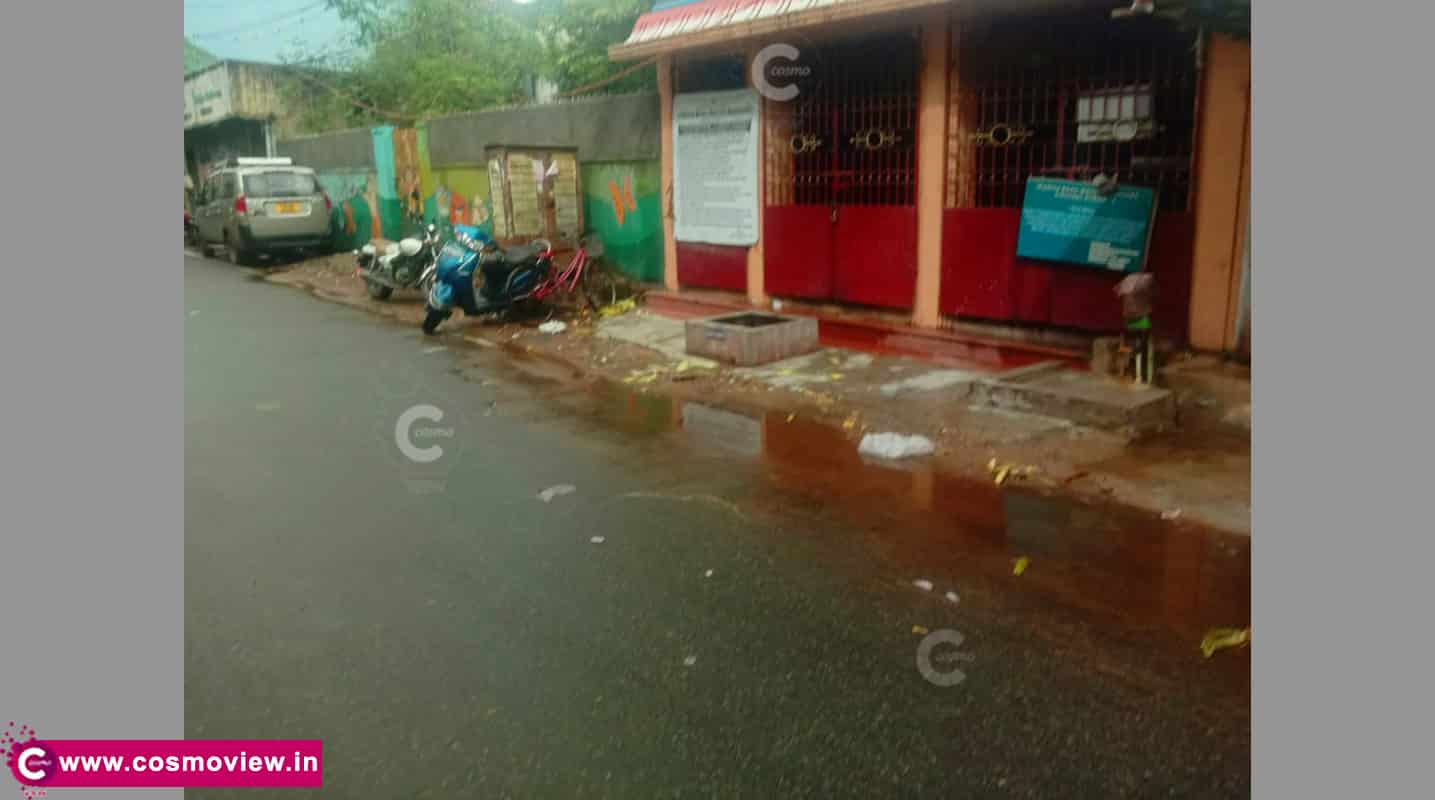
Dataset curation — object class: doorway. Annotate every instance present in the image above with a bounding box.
[764,30,921,309]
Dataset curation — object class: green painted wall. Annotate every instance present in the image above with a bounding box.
[316,169,378,252]
[372,126,403,243]
[417,125,438,229]
[581,160,663,284]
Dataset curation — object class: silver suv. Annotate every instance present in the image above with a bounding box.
[193,157,332,265]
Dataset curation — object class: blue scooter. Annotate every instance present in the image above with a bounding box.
[422,225,554,336]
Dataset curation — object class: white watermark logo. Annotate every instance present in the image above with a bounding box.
[751,43,812,102]
[916,628,974,688]
[394,404,454,464]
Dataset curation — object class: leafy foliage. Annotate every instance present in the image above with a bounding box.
[1144,0,1251,39]
[277,0,654,134]
[184,37,219,74]
[534,0,654,94]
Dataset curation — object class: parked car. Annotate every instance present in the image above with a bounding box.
[193,157,332,265]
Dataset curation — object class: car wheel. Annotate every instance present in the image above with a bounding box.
[226,239,251,267]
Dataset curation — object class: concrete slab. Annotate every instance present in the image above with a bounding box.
[992,360,1067,383]
[596,312,718,367]
[878,369,979,398]
[732,348,851,389]
[972,369,1176,434]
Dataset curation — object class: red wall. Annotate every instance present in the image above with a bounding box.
[676,242,747,292]
[939,209,1194,342]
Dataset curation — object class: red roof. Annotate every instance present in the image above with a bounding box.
[622,0,863,49]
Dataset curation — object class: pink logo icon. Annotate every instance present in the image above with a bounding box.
[3,722,49,799]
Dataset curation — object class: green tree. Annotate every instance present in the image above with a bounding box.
[184,37,219,74]
[278,0,653,134]
[281,0,545,127]
[534,0,654,95]
[1125,0,1251,39]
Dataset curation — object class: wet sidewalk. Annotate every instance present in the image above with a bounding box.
[260,254,1252,536]
[589,309,1248,534]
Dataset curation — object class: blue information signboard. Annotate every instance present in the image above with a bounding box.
[1015,177,1156,273]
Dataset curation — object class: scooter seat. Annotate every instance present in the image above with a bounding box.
[398,237,424,257]
[501,243,544,266]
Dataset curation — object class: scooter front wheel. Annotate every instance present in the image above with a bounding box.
[422,306,451,336]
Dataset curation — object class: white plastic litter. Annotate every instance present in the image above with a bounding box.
[537,484,577,503]
[683,655,698,667]
[912,579,935,592]
[538,321,568,334]
[590,536,606,544]
[859,433,936,460]
[1161,509,1183,521]
[704,569,714,578]
[945,591,961,605]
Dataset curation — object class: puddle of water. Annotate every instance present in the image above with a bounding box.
[438,332,1248,644]
[587,383,1250,641]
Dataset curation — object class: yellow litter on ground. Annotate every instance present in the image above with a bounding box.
[623,365,667,385]
[1200,627,1251,658]
[598,298,638,319]
[989,459,1039,487]
[1012,556,1030,576]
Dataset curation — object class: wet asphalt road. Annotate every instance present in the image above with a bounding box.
[184,254,1250,798]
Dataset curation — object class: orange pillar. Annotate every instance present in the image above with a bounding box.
[1223,105,1252,353]
[658,55,680,291]
[745,54,769,309]
[1187,33,1251,351]
[912,14,950,329]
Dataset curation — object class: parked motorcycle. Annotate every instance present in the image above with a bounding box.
[422,226,554,336]
[355,223,442,300]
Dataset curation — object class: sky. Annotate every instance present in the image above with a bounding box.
[183,0,353,64]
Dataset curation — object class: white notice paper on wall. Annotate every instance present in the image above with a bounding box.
[673,89,760,247]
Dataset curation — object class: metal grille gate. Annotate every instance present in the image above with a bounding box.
[946,12,1199,213]
[765,30,921,309]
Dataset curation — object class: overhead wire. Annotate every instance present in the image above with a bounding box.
[189,1,326,39]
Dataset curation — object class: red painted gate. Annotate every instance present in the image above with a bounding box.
[941,10,1200,342]
[764,31,920,310]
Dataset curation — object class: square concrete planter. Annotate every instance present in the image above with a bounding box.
[684,312,820,367]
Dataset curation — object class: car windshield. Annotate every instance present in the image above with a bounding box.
[243,171,318,198]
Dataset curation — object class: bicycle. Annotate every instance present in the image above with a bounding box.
[527,235,607,311]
